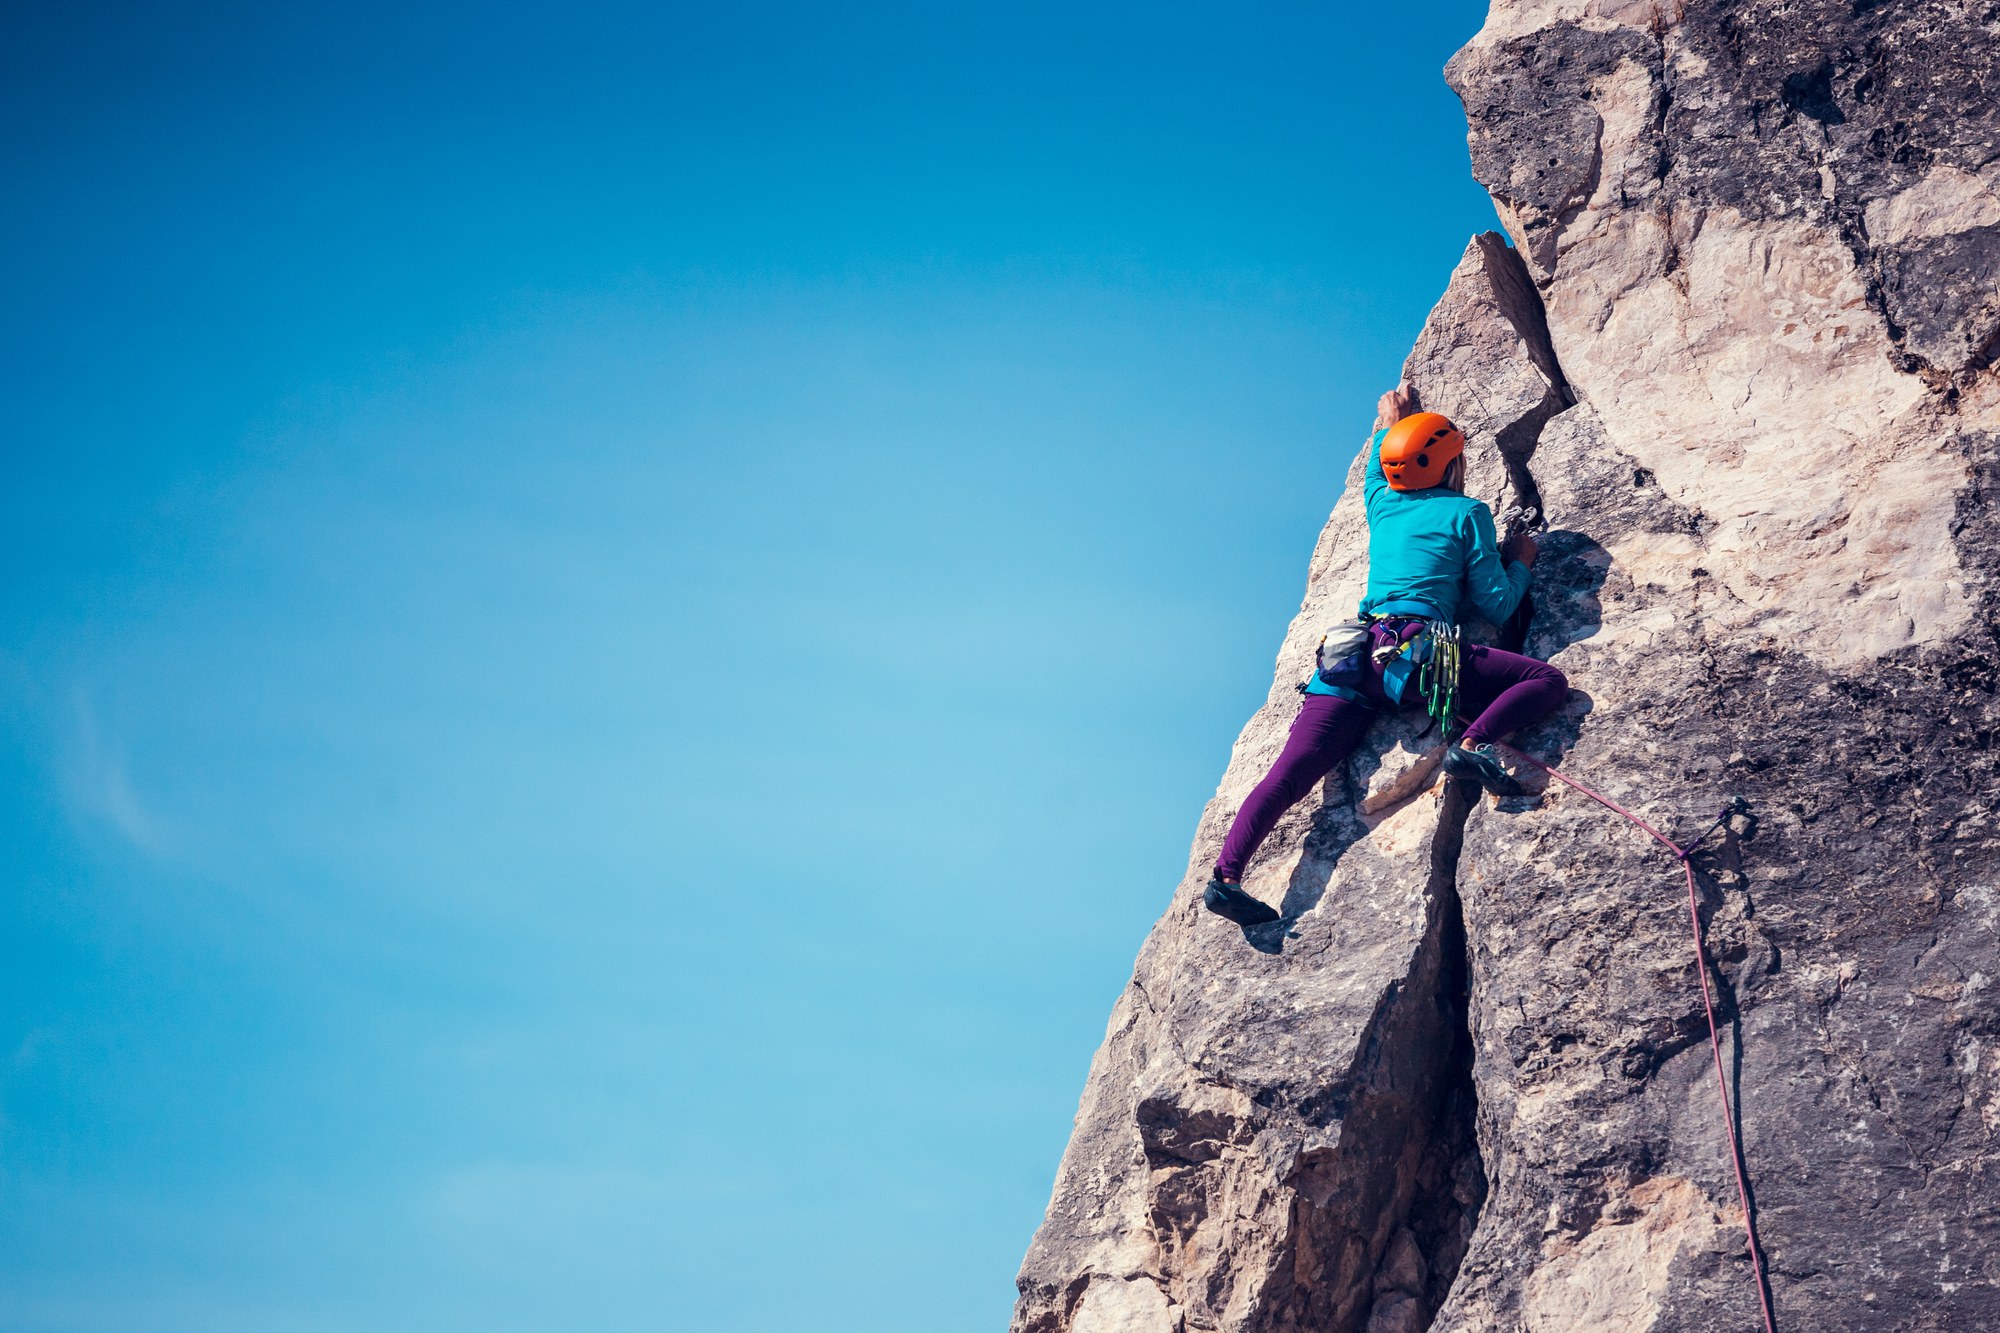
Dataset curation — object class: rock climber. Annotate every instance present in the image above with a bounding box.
[1202,385,1571,927]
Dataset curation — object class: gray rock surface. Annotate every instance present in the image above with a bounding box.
[1016,2,2000,1329]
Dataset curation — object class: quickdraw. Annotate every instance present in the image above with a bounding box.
[1419,619,1461,737]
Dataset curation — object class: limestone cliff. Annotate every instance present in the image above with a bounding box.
[1014,2,2000,1330]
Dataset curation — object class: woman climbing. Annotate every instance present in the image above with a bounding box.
[1202,385,1571,927]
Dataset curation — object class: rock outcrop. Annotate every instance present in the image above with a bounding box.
[1015,2,2000,1330]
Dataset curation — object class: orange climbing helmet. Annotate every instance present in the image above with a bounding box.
[1380,412,1465,491]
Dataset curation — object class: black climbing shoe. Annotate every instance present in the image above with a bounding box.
[1442,743,1529,798]
[1204,877,1280,926]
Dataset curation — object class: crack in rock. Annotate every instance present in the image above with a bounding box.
[1014,230,1575,1333]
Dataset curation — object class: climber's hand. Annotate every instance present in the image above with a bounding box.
[1375,385,1417,430]
[1505,531,1540,567]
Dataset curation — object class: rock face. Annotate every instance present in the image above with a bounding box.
[1015,2,2000,1330]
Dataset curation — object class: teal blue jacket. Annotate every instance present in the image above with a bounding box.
[1358,426,1529,624]
[1304,427,1530,696]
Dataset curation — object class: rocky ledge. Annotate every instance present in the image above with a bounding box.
[1014,2,2000,1330]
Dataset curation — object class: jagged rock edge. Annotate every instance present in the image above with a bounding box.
[1401,233,1576,1332]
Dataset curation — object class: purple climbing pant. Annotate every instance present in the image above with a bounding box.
[1213,639,1568,882]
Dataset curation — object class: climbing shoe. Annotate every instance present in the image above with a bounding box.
[1203,877,1280,927]
[1442,743,1528,798]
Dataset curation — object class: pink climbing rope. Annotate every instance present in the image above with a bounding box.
[1494,743,1780,1333]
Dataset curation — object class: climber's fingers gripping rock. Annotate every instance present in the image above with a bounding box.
[1374,383,1417,431]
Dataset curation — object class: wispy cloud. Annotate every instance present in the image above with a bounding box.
[61,690,175,859]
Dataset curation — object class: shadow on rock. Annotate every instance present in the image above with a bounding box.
[1524,529,1609,659]
[1508,687,1596,786]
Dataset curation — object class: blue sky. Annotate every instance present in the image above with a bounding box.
[1,3,1497,1329]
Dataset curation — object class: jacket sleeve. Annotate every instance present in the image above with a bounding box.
[1462,503,1532,625]
[1362,428,1390,518]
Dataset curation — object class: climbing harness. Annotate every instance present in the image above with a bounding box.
[1310,608,1462,736]
[1490,744,1780,1333]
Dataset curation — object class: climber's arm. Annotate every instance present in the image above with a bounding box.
[1363,429,1391,512]
[1364,385,1416,512]
[1464,504,1533,625]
